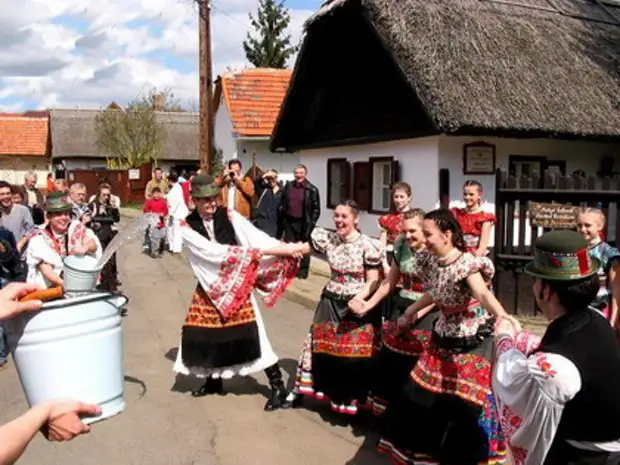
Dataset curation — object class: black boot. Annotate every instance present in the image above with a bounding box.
[263,364,287,411]
[281,392,303,409]
[191,377,224,397]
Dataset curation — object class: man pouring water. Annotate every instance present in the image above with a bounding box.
[25,192,102,288]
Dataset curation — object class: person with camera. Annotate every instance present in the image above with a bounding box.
[216,160,254,219]
[252,169,283,238]
[88,183,120,291]
[0,282,100,464]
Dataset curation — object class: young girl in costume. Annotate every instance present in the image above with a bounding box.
[377,208,512,465]
[350,208,438,415]
[450,180,495,256]
[283,200,383,416]
[378,182,412,321]
[577,207,620,328]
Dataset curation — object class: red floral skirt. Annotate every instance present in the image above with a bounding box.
[377,322,507,464]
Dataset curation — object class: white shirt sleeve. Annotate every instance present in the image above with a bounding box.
[493,339,582,465]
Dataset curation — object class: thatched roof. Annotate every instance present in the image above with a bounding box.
[272,0,620,149]
[50,109,199,161]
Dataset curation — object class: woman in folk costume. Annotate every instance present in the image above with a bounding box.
[283,200,383,416]
[378,182,412,321]
[577,207,620,328]
[173,175,302,411]
[377,208,513,465]
[451,180,495,256]
[26,192,102,288]
[349,209,438,416]
[165,172,189,254]
[493,230,620,465]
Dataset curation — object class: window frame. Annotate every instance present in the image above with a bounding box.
[368,156,396,214]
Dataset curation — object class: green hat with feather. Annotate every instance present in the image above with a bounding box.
[44,191,73,213]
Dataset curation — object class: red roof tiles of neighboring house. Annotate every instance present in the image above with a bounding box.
[215,68,292,137]
[0,112,49,156]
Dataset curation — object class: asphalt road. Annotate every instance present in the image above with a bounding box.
[0,238,385,464]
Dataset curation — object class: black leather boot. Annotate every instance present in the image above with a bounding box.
[191,377,224,397]
[263,364,287,411]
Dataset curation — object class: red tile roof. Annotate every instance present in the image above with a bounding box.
[217,68,292,137]
[0,113,49,156]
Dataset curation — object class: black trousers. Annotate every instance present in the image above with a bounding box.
[544,440,620,465]
[282,217,310,279]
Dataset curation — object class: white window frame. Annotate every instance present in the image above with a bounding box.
[372,161,392,212]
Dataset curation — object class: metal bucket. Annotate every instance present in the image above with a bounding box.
[6,292,129,425]
[63,255,102,296]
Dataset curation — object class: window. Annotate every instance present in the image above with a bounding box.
[326,158,350,208]
[350,157,399,213]
[372,161,392,212]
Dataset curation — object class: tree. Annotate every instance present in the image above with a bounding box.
[210,148,224,176]
[94,91,166,169]
[242,0,296,68]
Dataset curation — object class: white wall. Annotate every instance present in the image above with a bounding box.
[236,139,299,182]
[0,156,50,189]
[300,137,440,236]
[439,135,620,244]
[214,101,236,161]
[63,159,108,170]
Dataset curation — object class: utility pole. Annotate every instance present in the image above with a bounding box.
[198,0,213,173]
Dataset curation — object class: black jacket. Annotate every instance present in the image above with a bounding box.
[281,180,320,238]
[88,201,120,244]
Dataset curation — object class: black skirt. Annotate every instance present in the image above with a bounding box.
[369,294,438,415]
[377,323,506,465]
[308,291,382,413]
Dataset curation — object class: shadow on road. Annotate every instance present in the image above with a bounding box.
[124,375,147,399]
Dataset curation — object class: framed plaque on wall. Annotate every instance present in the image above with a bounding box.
[463,141,496,175]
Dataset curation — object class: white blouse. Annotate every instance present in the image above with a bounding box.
[493,329,620,465]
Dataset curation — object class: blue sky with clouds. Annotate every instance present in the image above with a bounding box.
[0,0,323,112]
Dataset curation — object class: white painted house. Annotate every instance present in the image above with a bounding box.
[214,68,298,181]
[270,0,620,242]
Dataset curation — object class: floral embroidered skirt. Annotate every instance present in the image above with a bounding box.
[377,321,507,465]
[293,291,381,415]
[369,294,439,416]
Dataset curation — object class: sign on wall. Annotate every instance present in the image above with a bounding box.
[529,201,581,229]
[463,141,496,175]
[128,169,140,180]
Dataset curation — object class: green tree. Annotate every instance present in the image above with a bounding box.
[210,148,224,176]
[95,90,167,169]
[242,0,296,68]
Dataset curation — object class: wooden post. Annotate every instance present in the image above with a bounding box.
[198,0,213,173]
[251,152,257,180]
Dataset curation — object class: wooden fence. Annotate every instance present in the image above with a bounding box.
[493,168,620,315]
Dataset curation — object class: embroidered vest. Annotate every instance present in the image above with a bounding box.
[186,207,237,246]
[535,310,620,442]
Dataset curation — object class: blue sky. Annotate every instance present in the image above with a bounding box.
[0,0,323,112]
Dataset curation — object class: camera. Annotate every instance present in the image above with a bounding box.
[228,172,235,178]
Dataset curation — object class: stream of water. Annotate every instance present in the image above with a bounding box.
[96,214,159,268]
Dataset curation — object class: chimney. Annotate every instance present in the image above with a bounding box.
[152,93,165,111]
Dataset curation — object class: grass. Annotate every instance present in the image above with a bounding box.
[124,202,144,210]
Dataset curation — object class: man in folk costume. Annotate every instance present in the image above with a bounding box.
[165,172,188,254]
[26,192,102,288]
[173,175,301,411]
[493,230,620,465]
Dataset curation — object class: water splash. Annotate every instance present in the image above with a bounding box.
[96,214,159,268]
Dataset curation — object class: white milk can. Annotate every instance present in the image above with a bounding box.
[6,292,128,425]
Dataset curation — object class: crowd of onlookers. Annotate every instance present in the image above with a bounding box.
[0,172,122,366]
[142,161,321,279]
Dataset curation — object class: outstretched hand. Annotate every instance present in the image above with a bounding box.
[348,298,368,315]
[494,315,521,338]
[41,401,102,442]
[0,283,43,320]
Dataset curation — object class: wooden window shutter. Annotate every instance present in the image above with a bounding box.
[353,161,372,211]
[342,160,351,202]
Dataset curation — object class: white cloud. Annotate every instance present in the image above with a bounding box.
[0,0,316,111]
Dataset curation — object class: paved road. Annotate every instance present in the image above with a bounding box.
[0,239,385,464]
